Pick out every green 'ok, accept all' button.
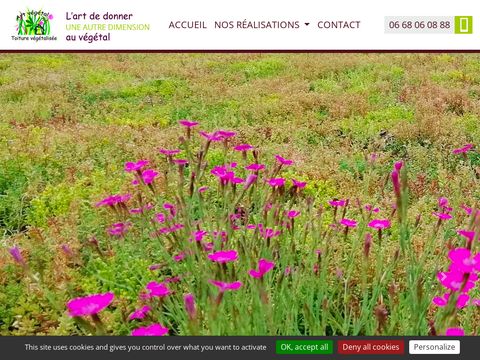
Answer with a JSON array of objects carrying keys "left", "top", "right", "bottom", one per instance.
[{"left": 276, "top": 340, "right": 333, "bottom": 354}]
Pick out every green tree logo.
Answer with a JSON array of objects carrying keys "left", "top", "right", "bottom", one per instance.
[{"left": 16, "top": 10, "right": 52, "bottom": 35}]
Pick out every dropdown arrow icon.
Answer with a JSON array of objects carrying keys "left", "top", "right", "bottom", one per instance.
[{"left": 305, "top": 22, "right": 310, "bottom": 26}]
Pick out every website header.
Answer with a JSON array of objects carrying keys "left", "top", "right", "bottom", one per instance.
[{"left": 3, "top": 0, "right": 479, "bottom": 50}]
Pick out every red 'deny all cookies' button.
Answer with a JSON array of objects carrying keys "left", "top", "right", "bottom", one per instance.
[{"left": 338, "top": 340, "right": 404, "bottom": 355}]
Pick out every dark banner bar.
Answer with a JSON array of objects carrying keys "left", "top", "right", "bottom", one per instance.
[{"left": 0, "top": 336, "right": 474, "bottom": 359}]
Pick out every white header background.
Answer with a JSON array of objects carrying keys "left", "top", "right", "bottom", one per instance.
[{"left": 2, "top": 0, "right": 480, "bottom": 50}]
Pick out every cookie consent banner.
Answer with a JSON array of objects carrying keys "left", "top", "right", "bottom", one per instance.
[
  {"left": 1, "top": 0, "right": 479, "bottom": 50},
  {"left": 0, "top": 337, "right": 476, "bottom": 359},
  {"left": 1, "top": 1, "right": 480, "bottom": 360}
]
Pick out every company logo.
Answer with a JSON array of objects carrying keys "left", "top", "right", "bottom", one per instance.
[
  {"left": 13, "top": 9, "right": 57, "bottom": 41},
  {"left": 16, "top": 10, "right": 52, "bottom": 35}
]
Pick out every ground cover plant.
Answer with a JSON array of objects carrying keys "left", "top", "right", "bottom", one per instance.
[{"left": 0, "top": 54, "right": 479, "bottom": 335}]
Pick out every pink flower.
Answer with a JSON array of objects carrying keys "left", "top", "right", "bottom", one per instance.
[
  {"left": 119, "top": 194, "right": 133, "bottom": 203},
  {"left": 154, "top": 213, "right": 166, "bottom": 223},
  {"left": 364, "top": 204, "right": 380, "bottom": 213},
  {"left": 275, "top": 155, "right": 293, "bottom": 166},
  {"left": 149, "top": 264, "right": 162, "bottom": 271},
  {"left": 158, "top": 148, "right": 181, "bottom": 156},
  {"left": 48, "top": 14, "right": 53, "bottom": 20},
  {"left": 209, "top": 280, "right": 243, "bottom": 292},
  {"left": 213, "top": 230, "right": 228, "bottom": 242},
  {"left": 95, "top": 194, "right": 131, "bottom": 207},
  {"left": 144, "top": 205, "right": 155, "bottom": 214},
  {"left": 66, "top": 292, "right": 114, "bottom": 317},
  {"left": 287, "top": 210, "right": 300, "bottom": 219},
  {"left": 231, "top": 177, "right": 244, "bottom": 184},
  {"left": 210, "top": 165, "right": 242, "bottom": 185},
  {"left": 340, "top": 218, "right": 357, "bottom": 228},
  {"left": 432, "top": 295, "right": 448, "bottom": 307},
  {"left": 200, "top": 130, "right": 236, "bottom": 142},
  {"left": 328, "top": 199, "right": 346, "bottom": 207},
  {"left": 368, "top": 219, "right": 391, "bottom": 230},
  {"left": 211, "top": 165, "right": 227, "bottom": 177},
  {"left": 183, "top": 293, "right": 196, "bottom": 319},
  {"left": 216, "top": 130, "right": 237, "bottom": 139},
  {"left": 208, "top": 250, "right": 238, "bottom": 263},
  {"left": 107, "top": 222, "right": 131, "bottom": 236},
  {"left": 249, "top": 258, "right": 275, "bottom": 278},
  {"left": 145, "top": 281, "right": 171, "bottom": 298},
  {"left": 129, "top": 305, "right": 151, "bottom": 320},
  {"left": 171, "top": 223, "right": 184, "bottom": 232},
  {"left": 245, "top": 163, "right": 265, "bottom": 172},
  {"left": 448, "top": 248, "right": 480, "bottom": 273},
  {"left": 268, "top": 178, "right": 285, "bottom": 187},
  {"left": 437, "top": 269, "right": 477, "bottom": 292},
  {"left": 198, "top": 186, "right": 209, "bottom": 193},
  {"left": 200, "top": 131, "right": 224, "bottom": 142},
  {"left": 173, "top": 252, "right": 186, "bottom": 262},
  {"left": 203, "top": 242, "right": 214, "bottom": 251},
  {"left": 438, "top": 197, "right": 449, "bottom": 209},
  {"left": 457, "top": 230, "right": 476, "bottom": 244},
  {"left": 260, "top": 227, "right": 281, "bottom": 239},
  {"left": 165, "top": 276, "right": 181, "bottom": 283},
  {"left": 192, "top": 230, "right": 209, "bottom": 242},
  {"left": 244, "top": 174, "right": 257, "bottom": 189},
  {"left": 391, "top": 170, "right": 400, "bottom": 197},
  {"left": 234, "top": 144, "right": 254, "bottom": 152},
  {"left": 125, "top": 160, "right": 149, "bottom": 172},
  {"left": 163, "top": 202, "right": 176, "bottom": 217},
  {"left": 8, "top": 246, "right": 26, "bottom": 266},
  {"left": 292, "top": 179, "right": 307, "bottom": 188},
  {"left": 131, "top": 323, "right": 169, "bottom": 336},
  {"left": 452, "top": 144, "right": 473, "bottom": 154},
  {"left": 179, "top": 119, "right": 199, "bottom": 128},
  {"left": 394, "top": 161, "right": 403, "bottom": 171},
  {"left": 163, "top": 202, "right": 175, "bottom": 209},
  {"left": 129, "top": 203, "right": 153, "bottom": 215},
  {"left": 456, "top": 294, "right": 470, "bottom": 308},
  {"left": 61, "top": 244, "right": 73, "bottom": 257},
  {"left": 96, "top": 196, "right": 115, "bottom": 208},
  {"left": 461, "top": 204, "right": 473, "bottom": 215},
  {"left": 432, "top": 293, "right": 469, "bottom": 309},
  {"left": 173, "top": 159, "right": 188, "bottom": 165},
  {"left": 433, "top": 212, "right": 452, "bottom": 220},
  {"left": 445, "top": 327, "right": 464, "bottom": 336},
  {"left": 142, "top": 169, "right": 158, "bottom": 184}
]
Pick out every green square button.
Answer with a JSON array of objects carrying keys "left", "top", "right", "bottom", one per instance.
[
  {"left": 454, "top": 16, "right": 473, "bottom": 34},
  {"left": 276, "top": 340, "right": 333, "bottom": 354}
]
